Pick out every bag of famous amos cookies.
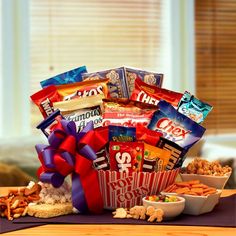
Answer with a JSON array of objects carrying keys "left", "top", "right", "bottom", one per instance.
[{"left": 54, "top": 94, "right": 104, "bottom": 132}]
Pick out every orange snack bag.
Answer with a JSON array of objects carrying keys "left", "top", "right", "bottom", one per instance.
[
  {"left": 56, "top": 78, "right": 109, "bottom": 101},
  {"left": 143, "top": 143, "right": 171, "bottom": 171}
]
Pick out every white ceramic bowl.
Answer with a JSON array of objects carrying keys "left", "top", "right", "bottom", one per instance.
[
  {"left": 161, "top": 189, "right": 222, "bottom": 215},
  {"left": 142, "top": 196, "right": 185, "bottom": 219},
  {"left": 180, "top": 172, "right": 231, "bottom": 189}
]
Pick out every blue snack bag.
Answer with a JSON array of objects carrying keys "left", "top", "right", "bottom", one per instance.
[
  {"left": 109, "top": 125, "right": 136, "bottom": 142},
  {"left": 177, "top": 91, "right": 213, "bottom": 124},
  {"left": 82, "top": 67, "right": 128, "bottom": 98},
  {"left": 148, "top": 100, "right": 206, "bottom": 149},
  {"left": 40, "top": 66, "right": 87, "bottom": 88},
  {"left": 124, "top": 67, "right": 163, "bottom": 97}
]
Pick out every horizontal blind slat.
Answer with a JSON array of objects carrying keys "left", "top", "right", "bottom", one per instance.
[{"left": 196, "top": 0, "right": 236, "bottom": 134}]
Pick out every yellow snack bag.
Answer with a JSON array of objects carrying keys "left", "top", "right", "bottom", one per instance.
[{"left": 143, "top": 143, "right": 171, "bottom": 171}]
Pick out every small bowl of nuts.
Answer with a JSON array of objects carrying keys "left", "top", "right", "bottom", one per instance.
[{"left": 180, "top": 158, "right": 232, "bottom": 189}]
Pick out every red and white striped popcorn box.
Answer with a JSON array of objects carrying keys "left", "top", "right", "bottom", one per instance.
[{"left": 98, "top": 168, "right": 179, "bottom": 209}]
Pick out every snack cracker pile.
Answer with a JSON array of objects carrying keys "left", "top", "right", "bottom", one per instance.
[{"left": 163, "top": 180, "right": 217, "bottom": 196}]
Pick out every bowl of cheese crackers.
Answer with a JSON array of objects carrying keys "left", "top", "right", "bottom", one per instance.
[{"left": 161, "top": 180, "right": 222, "bottom": 215}]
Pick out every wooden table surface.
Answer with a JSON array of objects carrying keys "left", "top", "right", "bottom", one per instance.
[{"left": 0, "top": 188, "right": 236, "bottom": 236}]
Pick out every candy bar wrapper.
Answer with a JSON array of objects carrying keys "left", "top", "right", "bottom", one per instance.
[
  {"left": 109, "top": 141, "right": 144, "bottom": 173},
  {"left": 40, "top": 66, "right": 87, "bottom": 88},
  {"left": 177, "top": 91, "right": 213, "bottom": 124},
  {"left": 30, "top": 85, "right": 61, "bottom": 118},
  {"left": 148, "top": 100, "right": 206, "bottom": 150},
  {"left": 102, "top": 98, "right": 157, "bottom": 127},
  {"left": 130, "top": 79, "right": 183, "bottom": 108},
  {"left": 156, "top": 137, "right": 187, "bottom": 170},
  {"left": 98, "top": 169, "right": 179, "bottom": 209},
  {"left": 56, "top": 78, "right": 109, "bottom": 101},
  {"left": 82, "top": 67, "right": 128, "bottom": 98},
  {"left": 124, "top": 67, "right": 163, "bottom": 97},
  {"left": 93, "top": 147, "right": 110, "bottom": 171},
  {"left": 109, "top": 125, "right": 136, "bottom": 142},
  {"left": 143, "top": 143, "right": 171, "bottom": 172},
  {"left": 53, "top": 94, "right": 104, "bottom": 132},
  {"left": 36, "top": 109, "right": 64, "bottom": 137}
]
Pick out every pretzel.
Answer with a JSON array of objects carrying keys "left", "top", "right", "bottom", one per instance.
[
  {"left": 24, "top": 184, "right": 41, "bottom": 196},
  {"left": 12, "top": 207, "right": 25, "bottom": 214},
  {"left": 0, "top": 183, "right": 42, "bottom": 220},
  {"left": 10, "top": 199, "right": 19, "bottom": 209},
  {"left": 13, "top": 213, "right": 21, "bottom": 219}
]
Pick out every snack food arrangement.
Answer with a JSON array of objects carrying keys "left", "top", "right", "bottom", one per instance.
[{"left": 1, "top": 65, "right": 231, "bottom": 222}]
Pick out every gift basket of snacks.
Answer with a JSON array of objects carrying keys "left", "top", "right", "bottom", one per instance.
[{"left": 2, "top": 65, "right": 232, "bottom": 223}]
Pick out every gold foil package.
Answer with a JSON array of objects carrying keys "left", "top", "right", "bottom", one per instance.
[{"left": 53, "top": 94, "right": 104, "bottom": 132}]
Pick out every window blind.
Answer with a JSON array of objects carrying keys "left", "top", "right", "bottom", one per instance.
[
  {"left": 30, "top": 0, "right": 165, "bottom": 129},
  {"left": 30, "top": 0, "right": 164, "bottom": 94},
  {"left": 195, "top": 0, "right": 236, "bottom": 134}
]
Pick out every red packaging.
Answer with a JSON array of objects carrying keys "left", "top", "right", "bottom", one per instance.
[
  {"left": 102, "top": 98, "right": 157, "bottom": 128},
  {"left": 30, "top": 85, "right": 61, "bottom": 118},
  {"left": 136, "top": 124, "right": 163, "bottom": 146},
  {"left": 109, "top": 141, "right": 144, "bottom": 173},
  {"left": 130, "top": 79, "right": 183, "bottom": 108}
]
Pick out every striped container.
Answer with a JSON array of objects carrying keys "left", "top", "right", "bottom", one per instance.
[{"left": 98, "top": 169, "right": 179, "bottom": 209}]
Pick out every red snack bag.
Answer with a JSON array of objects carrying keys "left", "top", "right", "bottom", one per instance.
[
  {"left": 102, "top": 98, "right": 157, "bottom": 128},
  {"left": 109, "top": 141, "right": 144, "bottom": 173},
  {"left": 130, "top": 79, "right": 183, "bottom": 108},
  {"left": 136, "top": 124, "right": 162, "bottom": 146},
  {"left": 30, "top": 85, "right": 61, "bottom": 118}
]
